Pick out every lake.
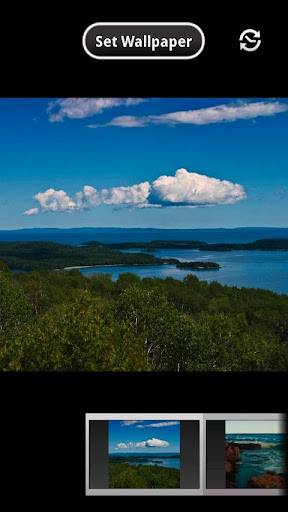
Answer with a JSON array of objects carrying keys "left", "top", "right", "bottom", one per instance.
[
  {"left": 109, "top": 453, "right": 180, "bottom": 469},
  {"left": 79, "top": 247, "right": 288, "bottom": 295},
  {"left": 1, "top": 227, "right": 288, "bottom": 294},
  {"left": 126, "top": 457, "right": 180, "bottom": 469}
]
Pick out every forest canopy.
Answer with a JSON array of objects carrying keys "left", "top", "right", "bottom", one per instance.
[
  {"left": 0, "top": 264, "right": 288, "bottom": 371},
  {"left": 109, "top": 462, "right": 180, "bottom": 489}
]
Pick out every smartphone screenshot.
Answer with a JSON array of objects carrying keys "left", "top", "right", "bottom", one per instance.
[{"left": 1, "top": 10, "right": 287, "bottom": 501}]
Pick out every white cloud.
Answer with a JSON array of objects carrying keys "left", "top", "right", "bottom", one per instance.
[
  {"left": 101, "top": 182, "right": 150, "bottom": 205},
  {"left": 146, "top": 438, "right": 169, "bottom": 447},
  {"left": 47, "top": 98, "right": 145, "bottom": 122},
  {"left": 33, "top": 189, "right": 76, "bottom": 212},
  {"left": 94, "top": 101, "right": 288, "bottom": 128},
  {"left": 75, "top": 185, "right": 101, "bottom": 209},
  {"left": 23, "top": 169, "right": 247, "bottom": 215},
  {"left": 116, "top": 438, "right": 169, "bottom": 449},
  {"left": 135, "top": 203, "right": 162, "bottom": 208},
  {"left": 151, "top": 101, "right": 288, "bottom": 126},
  {"left": 151, "top": 168, "right": 246, "bottom": 206},
  {"left": 136, "top": 421, "right": 179, "bottom": 428},
  {"left": 120, "top": 421, "right": 144, "bottom": 427},
  {"left": 132, "top": 441, "right": 147, "bottom": 448},
  {"left": 23, "top": 207, "right": 39, "bottom": 216},
  {"left": 108, "top": 116, "right": 149, "bottom": 128}
]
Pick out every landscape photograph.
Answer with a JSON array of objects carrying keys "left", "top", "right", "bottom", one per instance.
[
  {"left": 0, "top": 97, "right": 288, "bottom": 371},
  {"left": 108, "top": 420, "right": 180, "bottom": 488},
  {"left": 226, "top": 420, "right": 286, "bottom": 489}
]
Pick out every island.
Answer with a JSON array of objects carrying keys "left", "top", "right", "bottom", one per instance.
[
  {"left": 176, "top": 261, "right": 220, "bottom": 270},
  {"left": 1, "top": 243, "right": 288, "bottom": 372}
]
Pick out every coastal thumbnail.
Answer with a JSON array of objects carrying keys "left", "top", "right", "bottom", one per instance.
[
  {"left": 226, "top": 420, "right": 286, "bottom": 489},
  {"left": 108, "top": 420, "right": 180, "bottom": 488}
]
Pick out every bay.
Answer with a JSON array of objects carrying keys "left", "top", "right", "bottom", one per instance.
[
  {"left": 79, "top": 248, "right": 288, "bottom": 295},
  {"left": 1, "top": 227, "right": 288, "bottom": 294}
]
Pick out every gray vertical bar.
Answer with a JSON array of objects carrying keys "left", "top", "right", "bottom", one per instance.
[
  {"left": 206, "top": 420, "right": 225, "bottom": 489},
  {"left": 180, "top": 421, "right": 199, "bottom": 488},
  {"left": 89, "top": 420, "right": 108, "bottom": 489}
]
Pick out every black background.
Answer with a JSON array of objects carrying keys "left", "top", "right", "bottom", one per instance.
[{"left": 1, "top": 7, "right": 287, "bottom": 503}]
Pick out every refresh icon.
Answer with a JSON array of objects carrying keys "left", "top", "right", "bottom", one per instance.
[{"left": 239, "top": 29, "right": 261, "bottom": 52}]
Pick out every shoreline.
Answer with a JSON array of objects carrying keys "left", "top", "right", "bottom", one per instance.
[{"left": 63, "top": 263, "right": 163, "bottom": 270}]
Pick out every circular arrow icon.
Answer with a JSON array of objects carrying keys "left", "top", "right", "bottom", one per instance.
[{"left": 239, "top": 29, "right": 261, "bottom": 52}]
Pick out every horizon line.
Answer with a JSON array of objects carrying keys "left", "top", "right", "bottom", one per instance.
[{"left": 0, "top": 226, "right": 288, "bottom": 232}]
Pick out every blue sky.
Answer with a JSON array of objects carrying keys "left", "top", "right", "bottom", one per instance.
[
  {"left": 108, "top": 420, "right": 180, "bottom": 453},
  {"left": 0, "top": 97, "right": 288, "bottom": 229},
  {"left": 226, "top": 421, "right": 285, "bottom": 434}
]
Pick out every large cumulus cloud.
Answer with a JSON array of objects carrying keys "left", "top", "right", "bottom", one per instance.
[
  {"left": 23, "top": 168, "right": 247, "bottom": 215},
  {"left": 151, "top": 168, "right": 246, "bottom": 206},
  {"left": 116, "top": 438, "right": 169, "bottom": 449}
]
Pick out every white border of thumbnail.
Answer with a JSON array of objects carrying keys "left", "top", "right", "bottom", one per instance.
[
  {"left": 86, "top": 413, "right": 203, "bottom": 496},
  {"left": 203, "top": 413, "right": 285, "bottom": 496}
]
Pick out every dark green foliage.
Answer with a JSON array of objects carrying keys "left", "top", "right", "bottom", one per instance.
[
  {"left": 0, "top": 241, "right": 165, "bottom": 271},
  {"left": 106, "top": 238, "right": 288, "bottom": 252},
  {"left": 0, "top": 267, "right": 288, "bottom": 371},
  {"left": 109, "top": 463, "right": 180, "bottom": 488},
  {"left": 107, "top": 239, "right": 208, "bottom": 250},
  {"left": 176, "top": 261, "right": 220, "bottom": 270}
]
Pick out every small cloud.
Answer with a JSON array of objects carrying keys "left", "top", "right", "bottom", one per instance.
[
  {"left": 120, "top": 420, "right": 145, "bottom": 427},
  {"left": 93, "top": 101, "right": 288, "bottom": 128},
  {"left": 47, "top": 97, "right": 146, "bottom": 123},
  {"left": 136, "top": 421, "right": 179, "bottom": 428},
  {"left": 108, "top": 115, "right": 149, "bottom": 128},
  {"left": 33, "top": 189, "right": 76, "bottom": 213},
  {"left": 23, "top": 207, "right": 39, "bottom": 216},
  {"left": 117, "top": 443, "right": 128, "bottom": 449}
]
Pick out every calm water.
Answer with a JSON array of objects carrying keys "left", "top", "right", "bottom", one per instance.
[
  {"left": 1, "top": 227, "right": 288, "bottom": 245},
  {"left": 80, "top": 247, "right": 288, "bottom": 295},
  {"left": 110, "top": 453, "right": 180, "bottom": 469},
  {"left": 226, "top": 434, "right": 286, "bottom": 488},
  {"left": 1, "top": 227, "right": 288, "bottom": 294}
]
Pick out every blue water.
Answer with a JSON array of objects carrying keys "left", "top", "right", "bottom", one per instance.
[
  {"left": 80, "top": 247, "right": 288, "bottom": 295},
  {"left": 226, "top": 433, "right": 286, "bottom": 488},
  {"left": 109, "top": 452, "right": 180, "bottom": 469},
  {"left": 1, "top": 227, "right": 288, "bottom": 245},
  {"left": 1, "top": 227, "right": 288, "bottom": 294}
]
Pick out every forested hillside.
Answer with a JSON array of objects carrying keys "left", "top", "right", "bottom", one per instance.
[
  {"left": 0, "top": 264, "right": 287, "bottom": 371},
  {"left": 0, "top": 241, "right": 164, "bottom": 271},
  {"left": 109, "top": 463, "right": 180, "bottom": 488}
]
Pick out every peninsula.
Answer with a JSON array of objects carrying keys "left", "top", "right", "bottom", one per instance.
[
  {"left": 0, "top": 238, "right": 287, "bottom": 271},
  {"left": 0, "top": 241, "right": 219, "bottom": 271}
]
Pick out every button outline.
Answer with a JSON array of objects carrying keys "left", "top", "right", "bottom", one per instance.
[{"left": 82, "top": 21, "right": 205, "bottom": 60}]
